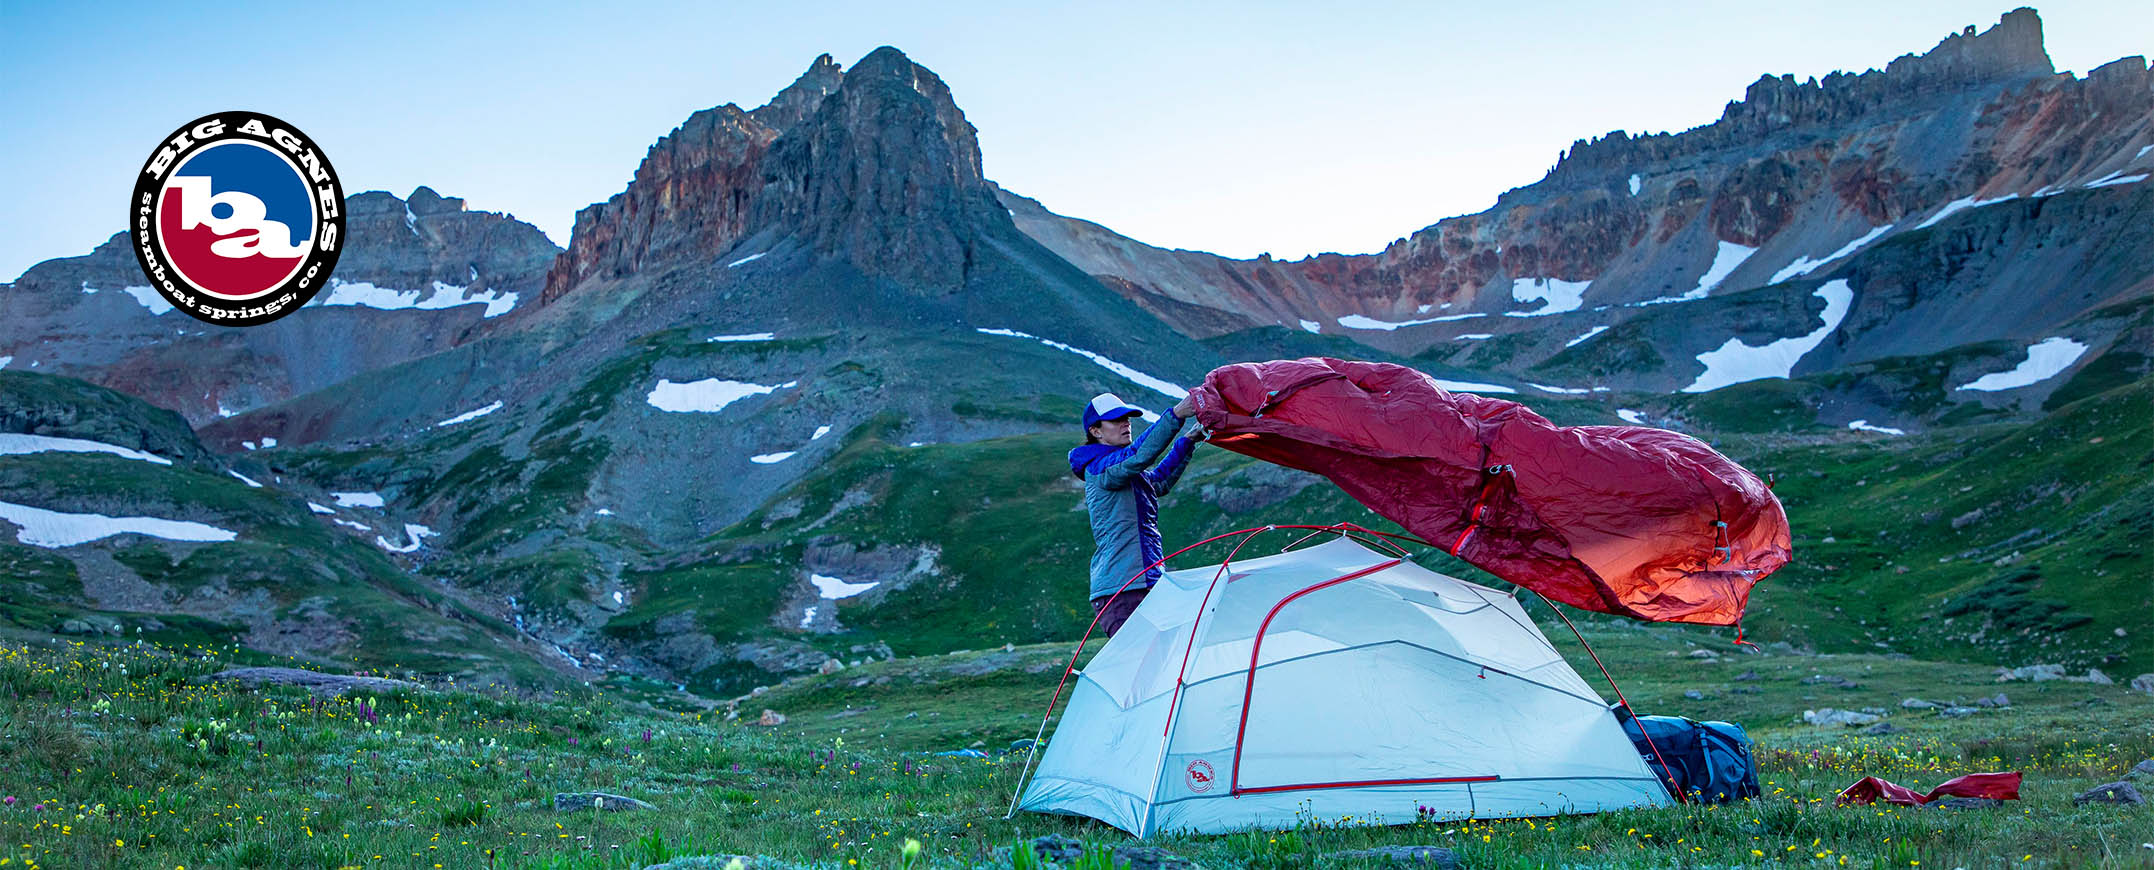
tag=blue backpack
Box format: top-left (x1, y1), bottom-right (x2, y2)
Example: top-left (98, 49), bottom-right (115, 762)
top-left (1614, 708), bottom-right (1761, 803)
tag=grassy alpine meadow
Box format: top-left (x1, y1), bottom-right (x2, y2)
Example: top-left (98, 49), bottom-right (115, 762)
top-left (2, 621), bottom-right (2149, 870)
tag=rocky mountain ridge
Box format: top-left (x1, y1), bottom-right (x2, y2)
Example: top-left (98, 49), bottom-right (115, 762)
top-left (1012, 7), bottom-right (2154, 397)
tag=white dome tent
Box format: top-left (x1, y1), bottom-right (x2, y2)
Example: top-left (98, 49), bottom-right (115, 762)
top-left (1013, 533), bottom-right (1670, 837)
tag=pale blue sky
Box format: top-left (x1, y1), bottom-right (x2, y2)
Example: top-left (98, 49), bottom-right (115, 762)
top-left (3, 1), bottom-right (2147, 282)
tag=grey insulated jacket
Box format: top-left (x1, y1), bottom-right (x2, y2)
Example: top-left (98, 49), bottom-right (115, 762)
top-left (1067, 408), bottom-right (1197, 602)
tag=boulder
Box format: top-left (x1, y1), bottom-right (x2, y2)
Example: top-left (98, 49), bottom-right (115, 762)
top-left (1112, 846), bottom-right (1197, 870)
top-left (2072, 781), bottom-right (2143, 806)
top-left (1025, 835), bottom-right (1087, 865)
top-left (1683, 690), bottom-right (1707, 700)
top-left (755, 709), bottom-right (786, 727)
top-left (2130, 759), bottom-right (2154, 779)
top-left (1325, 845), bottom-right (1463, 869)
top-left (553, 792), bottom-right (656, 812)
top-left (1860, 722), bottom-right (1905, 736)
top-left (1900, 698), bottom-right (1941, 709)
top-left (1803, 708), bottom-right (1881, 726)
top-left (2064, 668), bottom-right (2113, 685)
top-left (2130, 673), bottom-right (2154, 694)
top-left (1995, 664), bottom-right (2065, 682)
top-left (1735, 671), bottom-right (1760, 681)
top-left (1939, 706), bottom-right (1983, 718)
top-left (206, 667), bottom-right (421, 698)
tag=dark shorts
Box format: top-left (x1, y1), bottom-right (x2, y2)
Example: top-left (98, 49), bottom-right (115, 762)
top-left (1090, 585), bottom-right (1150, 638)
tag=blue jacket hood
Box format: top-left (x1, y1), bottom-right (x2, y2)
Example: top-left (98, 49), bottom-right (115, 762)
top-left (1068, 443), bottom-right (1117, 479)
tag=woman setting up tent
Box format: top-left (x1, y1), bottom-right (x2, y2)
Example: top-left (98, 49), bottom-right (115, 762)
top-left (1013, 358), bottom-right (1795, 836)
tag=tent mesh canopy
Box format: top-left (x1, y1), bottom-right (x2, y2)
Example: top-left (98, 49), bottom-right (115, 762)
top-left (1019, 537), bottom-right (1669, 837)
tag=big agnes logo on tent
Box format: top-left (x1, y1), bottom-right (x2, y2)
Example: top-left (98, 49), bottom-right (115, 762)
top-left (129, 113), bottom-right (344, 326)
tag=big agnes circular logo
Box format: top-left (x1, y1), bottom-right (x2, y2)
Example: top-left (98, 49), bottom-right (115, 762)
top-left (129, 113), bottom-right (344, 326)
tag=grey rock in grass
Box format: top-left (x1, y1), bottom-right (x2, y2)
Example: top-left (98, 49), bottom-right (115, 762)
top-left (1684, 690), bottom-right (1707, 700)
top-left (58, 619), bottom-right (100, 635)
top-left (1112, 845), bottom-right (1197, 870)
top-left (1861, 722), bottom-right (1905, 736)
top-left (1928, 797), bottom-right (2003, 810)
top-left (2130, 759), bottom-right (2154, 779)
top-left (1996, 664), bottom-right (2065, 682)
top-left (207, 667), bottom-right (421, 698)
top-left (990, 834), bottom-right (1089, 866)
top-left (1024, 835), bottom-right (1087, 864)
top-left (554, 792), bottom-right (656, 812)
top-left (2130, 673), bottom-right (2154, 694)
top-left (1939, 706), bottom-right (1983, 718)
top-left (1735, 671), bottom-right (1760, 681)
top-left (2065, 668), bottom-right (2113, 685)
top-left (1802, 674), bottom-right (1860, 688)
top-left (1803, 708), bottom-right (1880, 726)
top-left (1900, 698), bottom-right (1942, 709)
top-left (1326, 845), bottom-right (1462, 868)
top-left (2072, 781), bottom-right (2144, 806)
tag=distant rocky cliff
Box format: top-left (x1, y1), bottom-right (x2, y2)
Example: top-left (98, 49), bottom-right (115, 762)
top-left (1011, 6), bottom-right (2154, 375)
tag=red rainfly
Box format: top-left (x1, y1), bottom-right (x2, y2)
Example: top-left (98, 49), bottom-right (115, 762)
top-left (1836, 772), bottom-right (2023, 806)
top-left (1187, 358), bottom-right (1791, 625)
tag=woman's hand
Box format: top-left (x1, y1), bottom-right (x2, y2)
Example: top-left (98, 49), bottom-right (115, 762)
top-left (1172, 393), bottom-right (1196, 419)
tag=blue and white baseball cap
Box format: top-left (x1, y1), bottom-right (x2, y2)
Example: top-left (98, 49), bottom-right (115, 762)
top-left (1082, 392), bottom-right (1145, 428)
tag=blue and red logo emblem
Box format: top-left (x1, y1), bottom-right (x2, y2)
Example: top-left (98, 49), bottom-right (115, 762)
top-left (130, 113), bottom-right (343, 325)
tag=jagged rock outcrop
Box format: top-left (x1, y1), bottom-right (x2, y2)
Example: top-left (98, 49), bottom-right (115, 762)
top-left (0, 188), bottom-right (559, 428)
top-left (748, 46), bottom-right (1004, 294)
top-left (539, 56), bottom-right (843, 305)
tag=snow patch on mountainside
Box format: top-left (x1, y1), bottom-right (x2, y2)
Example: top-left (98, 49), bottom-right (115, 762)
top-left (809, 573), bottom-right (878, 599)
top-left (1682, 280), bottom-right (1853, 393)
top-left (227, 470), bottom-right (263, 488)
top-left (1565, 326), bottom-right (1609, 348)
top-left (974, 328), bottom-right (1186, 399)
top-left (435, 401), bottom-right (503, 428)
top-left (2084, 171), bottom-right (2147, 189)
top-left (1915, 194), bottom-right (2018, 229)
top-left (313, 279), bottom-right (518, 318)
top-left (646, 378), bottom-right (797, 413)
top-left (1636, 241), bottom-right (1756, 306)
top-left (0, 434), bottom-right (173, 466)
top-left (376, 523), bottom-right (436, 553)
top-left (1336, 312), bottom-right (1486, 330)
top-left (1954, 337), bottom-right (2089, 391)
top-left (331, 491), bottom-right (385, 509)
top-left (1506, 277), bottom-right (1592, 317)
top-left (1770, 224), bottom-right (1894, 283)
top-left (750, 452), bottom-right (797, 464)
top-left (707, 333), bottom-right (776, 342)
top-left (0, 500), bottom-right (237, 548)
top-left (82, 282), bottom-right (174, 315)
top-left (1432, 379), bottom-right (1516, 395)
top-left (1847, 420), bottom-right (1905, 436)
